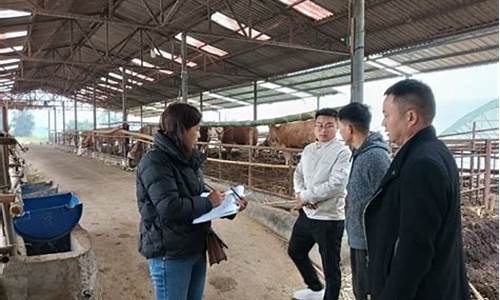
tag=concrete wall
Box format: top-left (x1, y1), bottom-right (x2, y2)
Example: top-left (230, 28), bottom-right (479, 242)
top-left (0, 225), bottom-right (99, 300)
top-left (56, 145), bottom-right (125, 168)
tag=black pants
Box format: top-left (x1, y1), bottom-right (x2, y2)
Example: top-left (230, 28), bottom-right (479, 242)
top-left (350, 248), bottom-right (369, 300)
top-left (288, 211), bottom-right (344, 300)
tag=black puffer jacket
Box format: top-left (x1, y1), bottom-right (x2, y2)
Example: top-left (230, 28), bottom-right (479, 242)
top-left (136, 132), bottom-right (212, 259)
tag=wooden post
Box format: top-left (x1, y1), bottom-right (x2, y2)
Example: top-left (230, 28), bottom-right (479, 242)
top-left (248, 135), bottom-right (253, 187)
top-left (484, 140), bottom-right (492, 209)
top-left (218, 144), bottom-right (222, 180)
top-left (469, 122), bottom-right (476, 203)
top-left (288, 163), bottom-right (294, 197)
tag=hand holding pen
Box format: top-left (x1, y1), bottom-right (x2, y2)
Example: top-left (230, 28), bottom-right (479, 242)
top-left (230, 187), bottom-right (248, 212)
top-left (205, 183), bottom-right (224, 207)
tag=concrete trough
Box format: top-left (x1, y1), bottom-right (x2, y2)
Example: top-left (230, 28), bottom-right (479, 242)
top-left (0, 225), bottom-right (99, 300)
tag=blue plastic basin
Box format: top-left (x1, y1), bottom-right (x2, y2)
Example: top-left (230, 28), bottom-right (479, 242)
top-left (14, 192), bottom-right (83, 241)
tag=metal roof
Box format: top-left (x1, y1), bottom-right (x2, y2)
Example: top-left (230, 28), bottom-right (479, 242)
top-left (0, 0), bottom-right (498, 111)
top-left (131, 26), bottom-right (499, 117)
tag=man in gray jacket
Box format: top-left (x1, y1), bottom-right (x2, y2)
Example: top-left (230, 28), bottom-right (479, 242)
top-left (338, 103), bottom-right (391, 300)
top-left (289, 108), bottom-right (351, 300)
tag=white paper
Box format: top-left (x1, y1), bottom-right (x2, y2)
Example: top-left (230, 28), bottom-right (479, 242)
top-left (193, 185), bottom-right (244, 224)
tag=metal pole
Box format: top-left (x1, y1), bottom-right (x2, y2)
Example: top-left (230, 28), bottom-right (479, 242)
top-left (74, 95), bottom-right (78, 132)
top-left (122, 68), bottom-right (127, 122)
top-left (53, 106), bottom-right (57, 144)
top-left (1, 106), bottom-right (8, 133)
top-left (253, 81), bottom-right (257, 121)
top-left (74, 93), bottom-right (80, 147)
top-left (199, 91), bottom-right (203, 112)
top-left (140, 105), bottom-right (143, 128)
top-left (351, 0), bottom-right (365, 103)
top-left (62, 100), bottom-right (66, 145)
top-left (93, 81), bottom-right (97, 130)
top-left (107, 109), bottom-right (111, 127)
top-left (47, 108), bottom-right (51, 142)
top-left (181, 32), bottom-right (188, 103)
top-left (316, 95), bottom-right (320, 110)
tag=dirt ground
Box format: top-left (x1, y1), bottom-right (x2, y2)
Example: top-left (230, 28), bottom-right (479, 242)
top-left (24, 145), bottom-right (306, 300)
top-left (23, 144), bottom-right (497, 300)
top-left (462, 206), bottom-right (499, 300)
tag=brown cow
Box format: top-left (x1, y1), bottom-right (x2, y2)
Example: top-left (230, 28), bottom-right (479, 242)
top-left (77, 127), bottom-right (127, 156)
top-left (265, 119), bottom-right (316, 164)
top-left (127, 125), bottom-right (158, 168)
top-left (219, 126), bottom-right (258, 160)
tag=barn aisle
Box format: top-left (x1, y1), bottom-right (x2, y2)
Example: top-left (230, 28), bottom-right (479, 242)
top-left (24, 144), bottom-right (304, 300)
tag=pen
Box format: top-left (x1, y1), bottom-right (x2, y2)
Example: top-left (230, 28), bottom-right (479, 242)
top-left (230, 187), bottom-right (243, 201)
top-left (204, 182), bottom-right (216, 192)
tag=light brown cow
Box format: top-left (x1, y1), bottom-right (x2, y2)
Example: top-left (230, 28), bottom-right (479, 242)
top-left (219, 126), bottom-right (258, 160)
top-left (266, 119), bottom-right (316, 164)
top-left (127, 125), bottom-right (158, 167)
top-left (77, 127), bottom-right (127, 156)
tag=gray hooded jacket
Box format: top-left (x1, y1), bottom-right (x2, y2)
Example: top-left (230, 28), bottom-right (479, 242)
top-left (345, 132), bottom-right (390, 249)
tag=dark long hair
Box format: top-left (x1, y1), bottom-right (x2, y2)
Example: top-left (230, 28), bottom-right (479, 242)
top-left (159, 102), bottom-right (202, 155)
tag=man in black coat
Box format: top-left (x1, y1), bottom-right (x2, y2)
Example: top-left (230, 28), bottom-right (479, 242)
top-left (364, 79), bottom-right (470, 300)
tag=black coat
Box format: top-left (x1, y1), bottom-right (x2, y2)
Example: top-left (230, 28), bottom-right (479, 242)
top-left (364, 126), bottom-right (470, 300)
top-left (136, 133), bottom-right (212, 259)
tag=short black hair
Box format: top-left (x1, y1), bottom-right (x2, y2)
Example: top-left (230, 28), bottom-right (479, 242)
top-left (384, 79), bottom-right (435, 124)
top-left (338, 102), bottom-right (371, 134)
top-left (315, 108), bottom-right (338, 119)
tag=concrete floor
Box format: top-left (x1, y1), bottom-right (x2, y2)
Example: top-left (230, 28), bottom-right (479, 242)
top-left (24, 144), bottom-right (306, 300)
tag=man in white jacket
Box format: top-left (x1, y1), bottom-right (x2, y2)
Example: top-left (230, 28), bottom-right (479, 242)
top-left (288, 108), bottom-right (351, 300)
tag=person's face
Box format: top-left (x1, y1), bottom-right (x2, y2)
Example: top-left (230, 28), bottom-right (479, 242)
top-left (314, 115), bottom-right (337, 143)
top-left (382, 95), bottom-right (409, 146)
top-left (338, 120), bottom-right (353, 146)
top-left (185, 124), bottom-right (201, 148)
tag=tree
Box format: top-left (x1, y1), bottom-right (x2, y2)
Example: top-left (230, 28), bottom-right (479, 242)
top-left (11, 110), bottom-right (35, 137)
top-left (65, 119), bottom-right (93, 131)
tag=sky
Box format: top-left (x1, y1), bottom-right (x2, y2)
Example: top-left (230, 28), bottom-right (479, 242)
top-left (10, 62), bottom-right (499, 137)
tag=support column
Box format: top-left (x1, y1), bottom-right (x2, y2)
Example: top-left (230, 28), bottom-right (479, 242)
top-left (53, 106), bottom-right (57, 144)
top-left (107, 109), bottom-right (111, 127)
top-left (1, 106), bottom-right (8, 133)
top-left (74, 95), bottom-right (78, 132)
top-left (121, 68), bottom-right (127, 122)
top-left (316, 95), bottom-right (320, 110)
top-left (93, 82), bottom-right (97, 130)
top-left (181, 32), bottom-right (188, 103)
top-left (47, 108), bottom-right (51, 142)
top-left (74, 94), bottom-right (80, 147)
top-left (199, 91), bottom-right (203, 112)
top-left (140, 105), bottom-right (143, 128)
top-left (351, 0), bottom-right (365, 103)
top-left (62, 101), bottom-right (66, 141)
top-left (253, 81), bottom-right (257, 121)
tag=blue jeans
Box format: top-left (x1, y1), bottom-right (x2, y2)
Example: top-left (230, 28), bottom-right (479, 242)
top-left (148, 254), bottom-right (207, 300)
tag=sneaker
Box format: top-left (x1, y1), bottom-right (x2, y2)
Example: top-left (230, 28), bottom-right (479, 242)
top-left (292, 288), bottom-right (325, 300)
